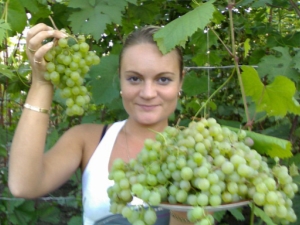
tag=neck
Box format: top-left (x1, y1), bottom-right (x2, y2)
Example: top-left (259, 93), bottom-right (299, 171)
top-left (124, 118), bottom-right (168, 140)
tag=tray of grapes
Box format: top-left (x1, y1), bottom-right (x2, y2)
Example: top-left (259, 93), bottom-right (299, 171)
top-left (158, 200), bottom-right (251, 212)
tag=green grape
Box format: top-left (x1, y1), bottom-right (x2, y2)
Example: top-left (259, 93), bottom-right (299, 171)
top-left (58, 38), bottom-right (68, 48)
top-left (62, 55), bottom-right (72, 66)
top-left (122, 206), bottom-right (133, 218)
top-left (71, 86), bottom-right (80, 95)
top-left (46, 62), bottom-right (56, 72)
top-left (79, 42), bottom-right (89, 53)
top-left (148, 191), bottom-right (161, 206)
top-left (50, 71), bottom-right (60, 83)
top-left (106, 118), bottom-right (298, 225)
top-left (143, 208), bottom-right (157, 225)
top-left (197, 193), bottom-right (209, 206)
top-left (43, 32), bottom-right (101, 116)
top-left (70, 71), bottom-right (80, 81)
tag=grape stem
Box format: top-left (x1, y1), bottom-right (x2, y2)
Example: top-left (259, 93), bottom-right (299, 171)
top-left (48, 16), bottom-right (59, 30)
top-left (194, 70), bottom-right (235, 119)
top-left (148, 129), bottom-right (167, 144)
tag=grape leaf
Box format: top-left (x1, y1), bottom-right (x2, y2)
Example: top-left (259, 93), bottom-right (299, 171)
top-left (241, 66), bottom-right (300, 117)
top-left (0, 64), bottom-right (15, 79)
top-left (0, 19), bottom-right (11, 46)
top-left (227, 126), bottom-right (292, 158)
top-left (251, 0), bottom-right (273, 8)
top-left (244, 38), bottom-right (250, 58)
top-left (68, 0), bottom-right (136, 40)
top-left (212, 210), bottom-right (226, 222)
top-left (126, 1), bottom-right (161, 24)
top-left (257, 47), bottom-right (299, 82)
top-left (182, 71), bottom-right (208, 96)
top-left (153, 0), bottom-right (216, 54)
top-left (292, 50), bottom-right (300, 72)
top-left (249, 204), bottom-right (276, 225)
top-left (4, 0), bottom-right (27, 33)
top-left (228, 208), bottom-right (245, 221)
top-left (247, 131), bottom-right (293, 158)
top-left (89, 54), bottom-right (120, 105)
top-left (67, 216), bottom-right (83, 225)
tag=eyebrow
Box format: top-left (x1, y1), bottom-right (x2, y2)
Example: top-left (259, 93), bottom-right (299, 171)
top-left (124, 70), bottom-right (176, 76)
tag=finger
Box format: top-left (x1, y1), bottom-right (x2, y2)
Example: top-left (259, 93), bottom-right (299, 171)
top-left (31, 42), bottom-right (54, 65)
top-left (26, 23), bottom-right (53, 43)
top-left (26, 26), bottom-right (67, 53)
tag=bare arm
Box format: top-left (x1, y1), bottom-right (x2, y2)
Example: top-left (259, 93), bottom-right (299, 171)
top-left (8, 23), bottom-right (83, 198)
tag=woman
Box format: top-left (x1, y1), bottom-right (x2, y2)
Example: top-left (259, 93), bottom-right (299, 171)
top-left (8, 23), bottom-right (188, 224)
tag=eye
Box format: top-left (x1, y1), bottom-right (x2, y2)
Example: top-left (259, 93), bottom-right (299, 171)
top-left (158, 77), bottom-right (172, 84)
top-left (127, 76), bottom-right (141, 84)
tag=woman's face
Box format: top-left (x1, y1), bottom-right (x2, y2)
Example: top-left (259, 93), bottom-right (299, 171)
top-left (120, 43), bottom-right (182, 126)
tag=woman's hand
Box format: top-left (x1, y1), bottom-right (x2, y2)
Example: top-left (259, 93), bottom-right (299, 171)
top-left (26, 23), bottom-right (67, 84)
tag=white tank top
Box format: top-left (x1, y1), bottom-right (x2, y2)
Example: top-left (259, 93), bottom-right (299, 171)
top-left (82, 120), bottom-right (126, 225)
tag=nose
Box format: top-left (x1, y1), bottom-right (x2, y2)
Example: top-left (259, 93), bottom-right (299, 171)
top-left (140, 82), bottom-right (157, 99)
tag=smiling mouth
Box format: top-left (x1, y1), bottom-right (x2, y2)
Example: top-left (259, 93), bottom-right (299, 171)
top-left (138, 104), bottom-right (158, 111)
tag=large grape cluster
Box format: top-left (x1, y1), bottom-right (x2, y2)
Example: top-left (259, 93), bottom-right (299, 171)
top-left (107, 118), bottom-right (298, 225)
top-left (44, 35), bottom-right (100, 116)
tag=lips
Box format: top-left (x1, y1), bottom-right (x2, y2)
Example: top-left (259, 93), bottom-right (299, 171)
top-left (137, 104), bottom-right (159, 111)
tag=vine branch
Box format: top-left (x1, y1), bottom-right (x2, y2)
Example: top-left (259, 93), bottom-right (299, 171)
top-left (227, 0), bottom-right (251, 129)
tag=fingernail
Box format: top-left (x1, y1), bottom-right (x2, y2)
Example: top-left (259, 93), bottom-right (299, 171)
top-left (47, 42), bottom-right (54, 47)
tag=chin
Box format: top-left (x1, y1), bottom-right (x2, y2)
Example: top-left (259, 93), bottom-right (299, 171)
top-left (135, 116), bottom-right (162, 126)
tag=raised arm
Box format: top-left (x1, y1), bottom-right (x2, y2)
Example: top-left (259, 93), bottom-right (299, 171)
top-left (8, 23), bottom-right (83, 198)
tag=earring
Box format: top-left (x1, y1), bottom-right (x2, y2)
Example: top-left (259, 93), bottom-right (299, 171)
top-left (120, 91), bottom-right (122, 95)
top-left (178, 89), bottom-right (182, 97)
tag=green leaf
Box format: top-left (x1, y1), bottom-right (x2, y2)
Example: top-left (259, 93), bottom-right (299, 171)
top-left (68, 0), bottom-right (134, 40)
top-left (227, 126), bottom-right (292, 158)
top-left (9, 200), bottom-right (36, 224)
top-left (182, 71), bottom-right (208, 96)
top-left (37, 205), bottom-right (60, 223)
top-left (257, 47), bottom-right (299, 82)
top-left (0, 145), bottom-right (8, 157)
top-left (241, 66), bottom-right (300, 117)
top-left (248, 132), bottom-right (292, 159)
top-left (244, 38), bottom-right (250, 58)
top-left (126, 1), bottom-right (161, 24)
top-left (0, 19), bottom-right (11, 46)
top-left (153, 0), bottom-right (216, 54)
top-left (292, 50), bottom-right (300, 72)
top-left (228, 208), bottom-right (245, 221)
top-left (0, 64), bottom-right (15, 79)
top-left (90, 54), bottom-right (120, 104)
top-left (212, 210), bottom-right (226, 222)
top-left (250, 204), bottom-right (276, 225)
top-left (45, 129), bottom-right (59, 151)
top-left (251, 0), bottom-right (272, 7)
top-left (6, 0), bottom-right (27, 33)
top-left (68, 216), bottom-right (83, 225)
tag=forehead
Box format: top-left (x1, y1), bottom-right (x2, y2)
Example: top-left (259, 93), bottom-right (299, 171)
top-left (120, 43), bottom-right (179, 72)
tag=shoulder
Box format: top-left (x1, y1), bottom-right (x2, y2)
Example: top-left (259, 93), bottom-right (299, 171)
top-left (61, 123), bottom-right (105, 145)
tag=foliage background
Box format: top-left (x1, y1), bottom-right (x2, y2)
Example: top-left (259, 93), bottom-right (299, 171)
top-left (0, 0), bottom-right (300, 224)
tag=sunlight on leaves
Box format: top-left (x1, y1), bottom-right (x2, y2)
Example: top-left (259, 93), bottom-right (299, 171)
top-left (153, 0), bottom-right (216, 54)
top-left (241, 66), bottom-right (300, 117)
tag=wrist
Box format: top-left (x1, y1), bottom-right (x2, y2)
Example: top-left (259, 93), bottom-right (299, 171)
top-left (25, 81), bottom-right (54, 110)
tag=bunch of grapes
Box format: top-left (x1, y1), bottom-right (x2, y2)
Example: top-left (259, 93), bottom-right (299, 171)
top-left (107, 118), bottom-right (298, 225)
top-left (43, 34), bottom-right (100, 116)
